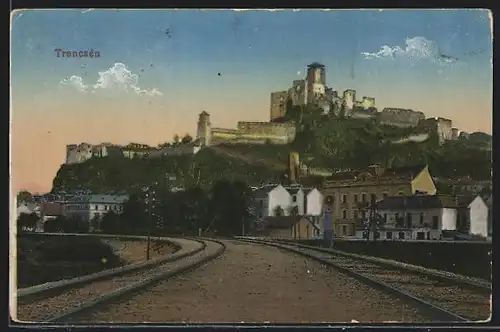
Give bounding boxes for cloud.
[60,63,163,97]
[361,36,457,64]
[60,75,88,92]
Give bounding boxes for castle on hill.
[270,62,464,144]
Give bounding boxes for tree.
[17,212,38,233]
[90,215,101,233]
[17,190,34,204]
[173,134,181,144]
[181,134,193,144]
[206,179,252,236]
[100,211,121,234]
[274,205,284,217]
[44,216,65,233]
[61,216,88,233]
[121,194,146,234]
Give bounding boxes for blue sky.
[10,9,493,192]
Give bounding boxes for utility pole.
[146,197,151,261]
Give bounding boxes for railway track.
[15,237,226,323]
[237,238,490,322]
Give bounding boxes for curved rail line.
[237,238,490,322]
[16,237,226,323]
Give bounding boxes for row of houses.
[249,164,492,241]
[17,194,129,230]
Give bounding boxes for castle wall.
[270,90,288,121]
[361,97,375,109]
[378,108,426,128]
[343,89,356,109]
[289,80,307,106]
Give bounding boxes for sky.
[10,9,493,194]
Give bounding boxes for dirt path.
[100,239,177,264]
[73,240,429,323]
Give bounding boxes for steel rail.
[44,238,227,323]
[237,237,480,322]
[277,240,491,291]
[17,236,202,302]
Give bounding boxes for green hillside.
[52,148,284,193]
[52,109,491,193]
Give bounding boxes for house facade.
[63,194,129,223]
[322,164,437,237]
[357,194,490,241]
[252,184,323,218]
[468,195,489,237]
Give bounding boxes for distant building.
[252,184,323,218]
[63,194,129,223]
[370,195,460,240]
[254,215,321,240]
[322,164,436,237]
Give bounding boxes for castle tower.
[343,89,356,110]
[196,111,212,147]
[306,62,326,105]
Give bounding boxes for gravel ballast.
[70,240,430,323]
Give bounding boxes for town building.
[16,201,40,219]
[252,184,323,218]
[356,194,489,240]
[456,195,489,238]
[367,194,459,240]
[322,164,436,237]
[63,194,129,223]
[254,215,321,240]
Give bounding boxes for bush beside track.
[279,239,491,281]
[16,233,179,288]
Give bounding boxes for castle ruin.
[196,111,296,147]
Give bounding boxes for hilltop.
[52,113,491,193]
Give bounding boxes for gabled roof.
[327,164,427,182]
[41,202,64,216]
[253,185,280,199]
[376,195,461,210]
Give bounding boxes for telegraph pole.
[146,197,151,261]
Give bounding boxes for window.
[395,212,399,220]
[342,210,347,219]
[419,213,424,223]
[342,225,347,235]
[353,210,358,219]
[432,216,439,229]
[374,231,380,239]
[292,195,297,203]
[384,213,387,222]
[95,205,98,210]
[398,231,405,239]
[104,205,108,211]
[342,194,347,204]
[362,193,367,202]
[406,213,412,227]
[370,194,376,204]
[416,232,425,240]
[386,231,393,239]
[353,194,358,203]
